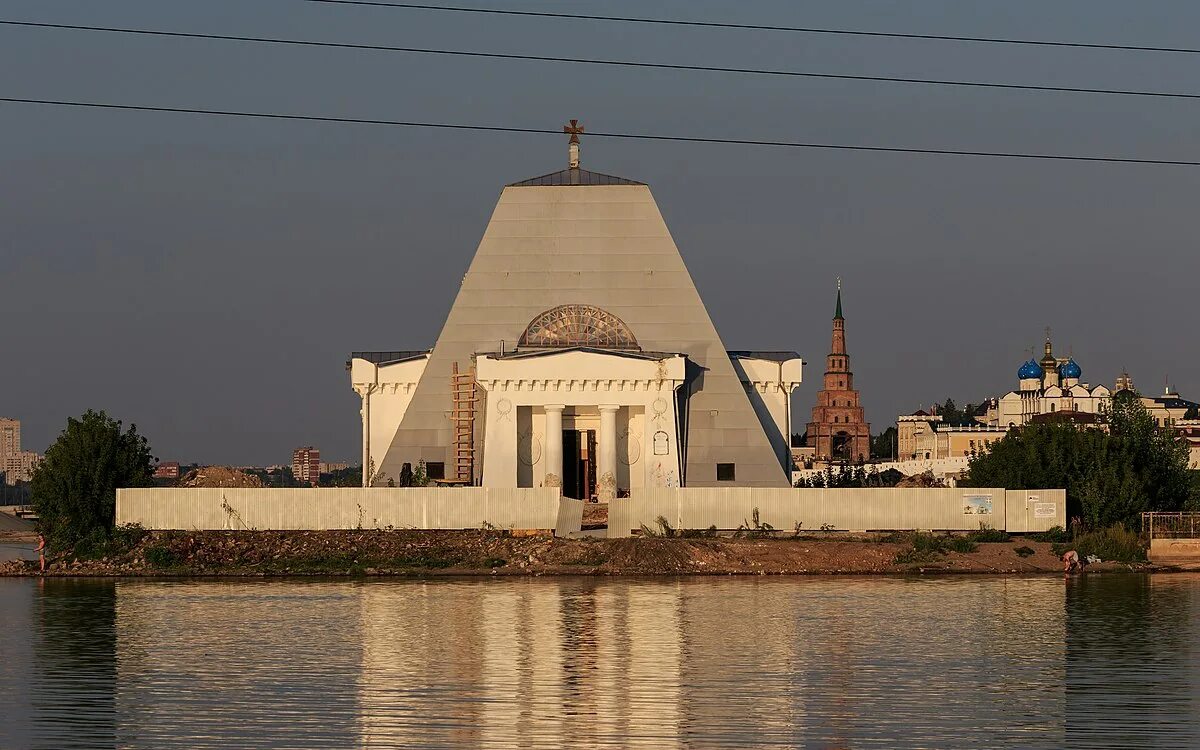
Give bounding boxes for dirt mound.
[895,470,946,488]
[179,467,263,488]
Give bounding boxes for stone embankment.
[0,529,1146,577]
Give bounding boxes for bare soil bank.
[0,529,1150,577]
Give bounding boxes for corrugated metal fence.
[117,487,580,534]
[609,487,1066,537]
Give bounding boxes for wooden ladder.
[450,362,477,483]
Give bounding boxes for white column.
[543,405,564,490]
[598,405,619,502]
[357,385,373,487]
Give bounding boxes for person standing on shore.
[36,534,45,574]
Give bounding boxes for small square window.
[426,462,446,480]
[716,463,736,482]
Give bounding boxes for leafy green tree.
[871,426,897,460]
[795,464,902,488]
[320,465,363,487]
[31,410,155,551]
[962,393,1195,528]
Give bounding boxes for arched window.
[519,305,639,349]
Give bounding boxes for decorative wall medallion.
[518,428,542,466]
[496,398,513,422]
[620,429,641,465]
[651,398,668,425]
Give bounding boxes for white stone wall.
[350,356,429,484]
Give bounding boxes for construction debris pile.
[178,467,263,488]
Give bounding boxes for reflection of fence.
[1142,512,1200,541]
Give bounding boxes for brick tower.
[805,281,871,462]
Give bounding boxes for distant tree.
[795,464,902,488]
[962,393,1195,528]
[870,426,897,460]
[934,398,981,427]
[320,466,362,487]
[1185,405,1199,420]
[31,410,155,552]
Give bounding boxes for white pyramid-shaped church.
[350,139,802,496]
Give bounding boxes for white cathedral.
[348,128,803,498]
[981,335,1111,428]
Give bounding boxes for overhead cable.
[295,0,1200,56]
[3,96,1198,167]
[5,20,1199,102]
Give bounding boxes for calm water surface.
[0,574,1197,749]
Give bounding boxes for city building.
[0,417,41,485]
[1176,420,1200,469]
[980,334,1111,428]
[1122,379,1200,429]
[292,447,320,487]
[897,410,1006,461]
[348,131,803,497]
[0,418,18,458]
[319,461,351,475]
[804,282,870,462]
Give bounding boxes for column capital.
[544,404,566,413]
[598,404,620,413]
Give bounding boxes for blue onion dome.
[1018,359,1042,379]
[1059,358,1082,379]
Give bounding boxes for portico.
[475,348,687,499]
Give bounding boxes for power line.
[295,0,1200,56]
[6,20,1200,102]
[3,96,1198,167]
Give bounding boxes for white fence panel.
[116,487,574,532]
[609,487,1060,536]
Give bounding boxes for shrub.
[1061,525,1146,563]
[735,508,775,538]
[943,535,979,554]
[1013,545,1036,558]
[144,545,179,568]
[1031,526,1069,544]
[967,525,1010,543]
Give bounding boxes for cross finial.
[1044,325,1052,342]
[564,119,584,169]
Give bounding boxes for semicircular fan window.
[518,305,639,350]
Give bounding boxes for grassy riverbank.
[0,528,1152,576]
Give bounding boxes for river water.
[0,574,1197,749]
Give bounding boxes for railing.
[1142,512,1200,541]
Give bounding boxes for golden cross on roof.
[564,119,584,169]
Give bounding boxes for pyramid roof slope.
[378,175,790,487]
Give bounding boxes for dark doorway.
[831,431,852,462]
[562,429,597,500]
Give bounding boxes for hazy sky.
[3,1,1198,465]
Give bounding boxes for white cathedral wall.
[729,357,803,471]
[350,356,429,483]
